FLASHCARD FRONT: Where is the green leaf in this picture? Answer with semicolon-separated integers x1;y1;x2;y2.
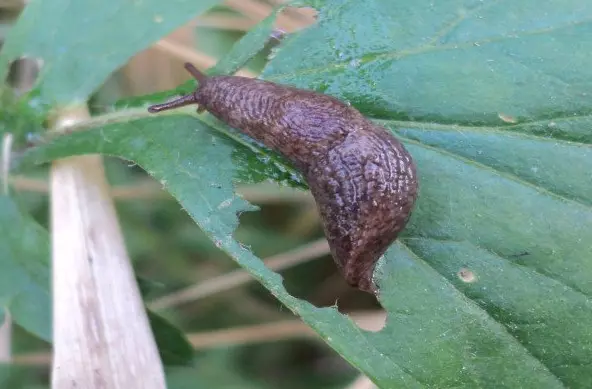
0;88;45;144
9;0;592;387
209;9;280;76
0;195;51;341
0;364;47;389
267;0;592;126
137;275;166;300
147;310;194;366
0;0;224;112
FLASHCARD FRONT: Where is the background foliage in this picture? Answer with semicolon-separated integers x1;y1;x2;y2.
0;0;591;388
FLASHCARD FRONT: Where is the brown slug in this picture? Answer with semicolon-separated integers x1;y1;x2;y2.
148;63;418;294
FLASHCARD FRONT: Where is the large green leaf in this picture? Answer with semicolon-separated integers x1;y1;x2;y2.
7;0;592;387
269;0;592;127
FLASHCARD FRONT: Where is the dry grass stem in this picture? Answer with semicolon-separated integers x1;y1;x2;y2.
49;105;165;388
0;133;14;362
196;15;257;31
0;0;25;9
237;181;314;204
224;0;274;21
154;39;257;78
188;320;314;348
13;310;385;365
2;133;13;194
12;350;51;366
224;0;309;32
0;312;11;362
149;237;330;310
188;309;385;349
10;175;314;204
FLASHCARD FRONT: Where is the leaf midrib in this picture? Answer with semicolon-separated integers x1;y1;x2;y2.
397;134;592;210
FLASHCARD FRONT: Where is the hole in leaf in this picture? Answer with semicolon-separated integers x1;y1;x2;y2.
6;56;42;95
350;309;387;333
458;267;477;283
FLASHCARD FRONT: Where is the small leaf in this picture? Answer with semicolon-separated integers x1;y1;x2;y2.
147;310;194;366
210;9;281;76
137;276;166;300
0;195;51;341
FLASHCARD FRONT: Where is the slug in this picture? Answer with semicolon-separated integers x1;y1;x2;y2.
148;63;418;294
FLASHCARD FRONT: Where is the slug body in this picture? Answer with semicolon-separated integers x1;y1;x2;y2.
149;63;418;294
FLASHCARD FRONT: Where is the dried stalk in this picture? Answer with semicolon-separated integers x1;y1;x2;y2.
224;0;307;32
9;175;314;204
195;15;256;31
14;310;386;366
49;106;165;389
154;39;256;78
0;313;11;362
0;133;14;362
149;237;330;310
187;310;385;349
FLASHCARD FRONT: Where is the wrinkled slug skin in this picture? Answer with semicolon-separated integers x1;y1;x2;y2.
148;64;418;294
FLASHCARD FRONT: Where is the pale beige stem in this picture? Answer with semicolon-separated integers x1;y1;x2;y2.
0;312;11;362
0;133;13;362
2;133;13;195
187;320;314;348
224;0;305;32
9;176;314;204
195;15;256;31
50;106;165;389
224;0;275;21
149;237;330;310
154;39;257;78
188;309;385;349
14;310;385;365
0;0;25;9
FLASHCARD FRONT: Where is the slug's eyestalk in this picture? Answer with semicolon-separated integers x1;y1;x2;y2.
147;63;208;113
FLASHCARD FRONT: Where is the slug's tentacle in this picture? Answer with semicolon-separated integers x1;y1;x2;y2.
147;94;199;113
148;62;419;295
183;62;208;83
147;63;208;113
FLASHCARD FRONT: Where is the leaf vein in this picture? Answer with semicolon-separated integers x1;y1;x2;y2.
397;135;592;210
